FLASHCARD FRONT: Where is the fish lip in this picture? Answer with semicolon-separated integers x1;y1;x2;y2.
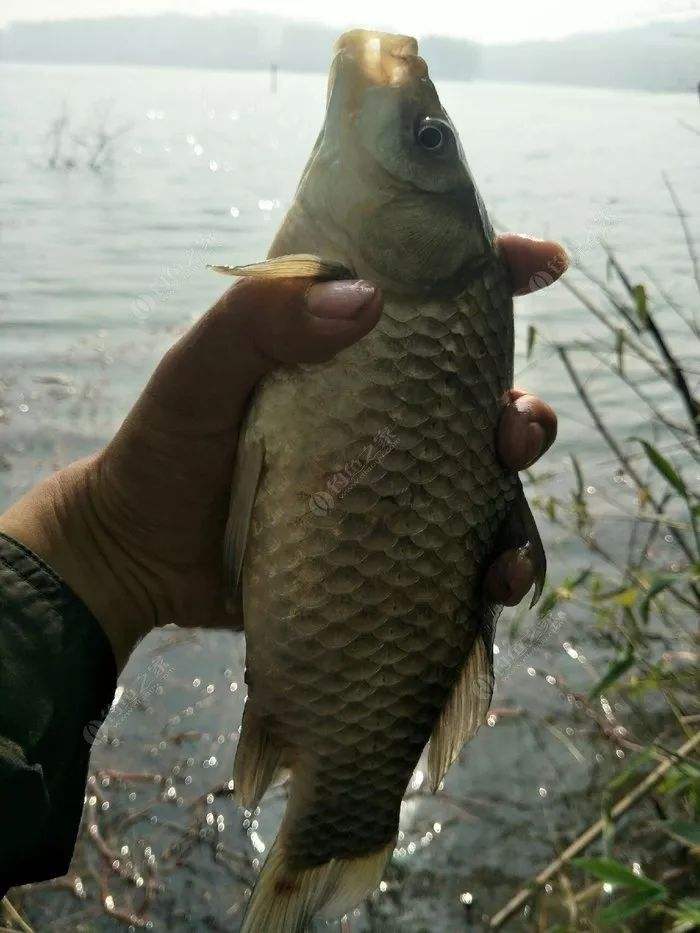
333;29;429;87
334;29;419;59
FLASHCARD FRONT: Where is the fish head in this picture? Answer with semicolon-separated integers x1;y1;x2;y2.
295;29;494;294
328;30;466;195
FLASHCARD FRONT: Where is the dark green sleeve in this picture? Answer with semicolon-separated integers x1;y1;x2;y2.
0;532;117;896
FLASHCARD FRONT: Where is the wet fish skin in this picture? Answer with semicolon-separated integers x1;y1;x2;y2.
222;28;545;932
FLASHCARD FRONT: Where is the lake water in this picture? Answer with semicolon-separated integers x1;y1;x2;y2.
1;62;698;930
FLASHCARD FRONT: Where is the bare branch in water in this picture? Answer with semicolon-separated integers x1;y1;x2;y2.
43;101;131;173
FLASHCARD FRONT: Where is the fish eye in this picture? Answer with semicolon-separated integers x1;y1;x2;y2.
415;117;452;153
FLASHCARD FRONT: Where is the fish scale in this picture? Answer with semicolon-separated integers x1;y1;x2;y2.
239;255;517;871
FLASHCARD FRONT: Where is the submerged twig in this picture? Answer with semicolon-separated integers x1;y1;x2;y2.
489;731;700;928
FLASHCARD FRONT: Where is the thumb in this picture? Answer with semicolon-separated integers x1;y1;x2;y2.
119;276;382;436
241;277;384;365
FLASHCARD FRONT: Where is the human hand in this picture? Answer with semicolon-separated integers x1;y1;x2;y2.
0;234;566;668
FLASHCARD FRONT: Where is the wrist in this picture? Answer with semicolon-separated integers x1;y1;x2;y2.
0;458;154;671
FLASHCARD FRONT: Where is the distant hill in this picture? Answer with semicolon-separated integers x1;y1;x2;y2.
0;12;697;92
480;17;700;92
0;13;482;80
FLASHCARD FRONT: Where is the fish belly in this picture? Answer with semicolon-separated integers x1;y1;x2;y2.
241;259;516;868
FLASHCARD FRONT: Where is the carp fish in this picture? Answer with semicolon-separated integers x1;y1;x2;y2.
214;28;546;932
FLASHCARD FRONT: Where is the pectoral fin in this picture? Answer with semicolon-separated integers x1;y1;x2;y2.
209;254;354;280
427;634;492;792
427;484;546;792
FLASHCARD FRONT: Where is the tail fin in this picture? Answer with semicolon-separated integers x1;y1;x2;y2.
241;835;394;933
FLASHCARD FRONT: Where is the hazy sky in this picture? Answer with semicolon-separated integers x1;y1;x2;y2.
1;0;698;42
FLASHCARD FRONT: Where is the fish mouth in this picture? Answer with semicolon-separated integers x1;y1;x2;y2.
333;29;428;87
